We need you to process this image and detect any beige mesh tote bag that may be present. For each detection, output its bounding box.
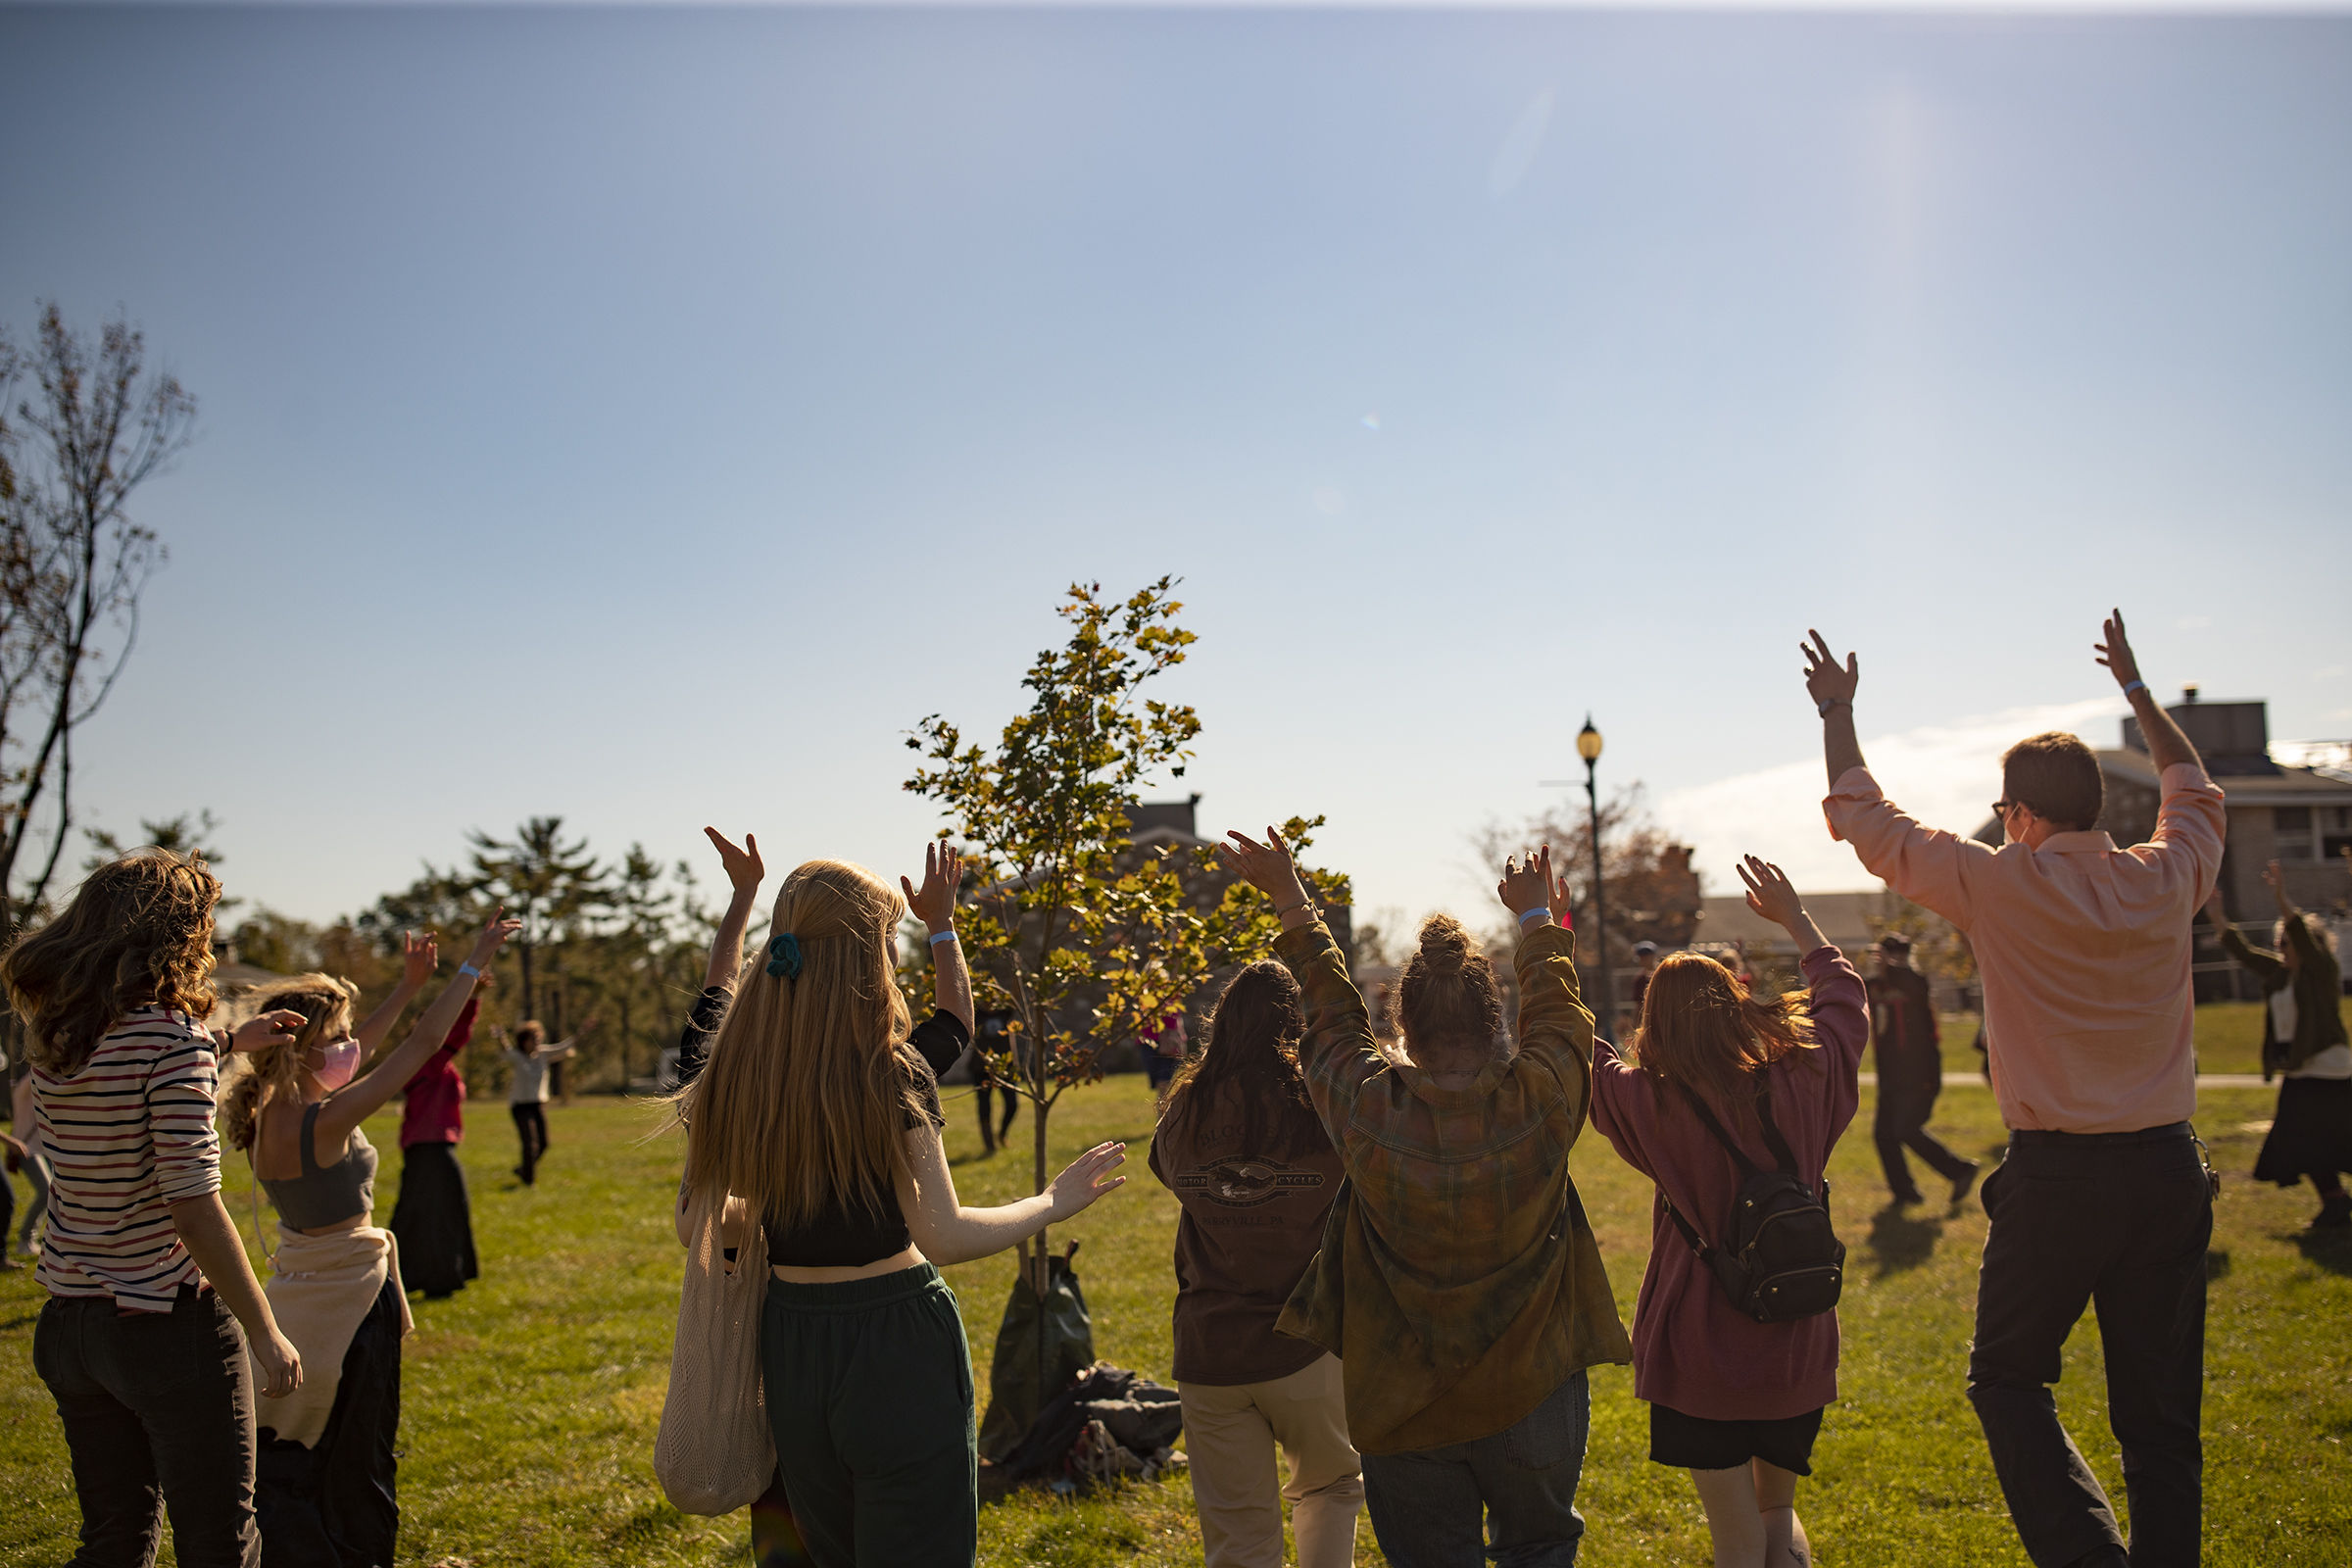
[654,1193,777,1514]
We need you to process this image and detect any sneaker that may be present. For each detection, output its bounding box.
[1890,1188,1926,1208]
[1951,1161,1983,1208]
[2313,1193,2352,1230]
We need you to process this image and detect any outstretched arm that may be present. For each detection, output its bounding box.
[2097,610,2201,774]
[702,828,765,992]
[1740,854,1833,956]
[318,914,521,1144]
[904,843,973,1034]
[1804,630,1866,787]
[2265,859,2297,921]
[900,1126,1125,1265]
[355,931,437,1056]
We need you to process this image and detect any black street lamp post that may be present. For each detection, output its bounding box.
[1577,714,1615,1039]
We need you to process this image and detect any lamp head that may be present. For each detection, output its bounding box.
[1576,715,1603,764]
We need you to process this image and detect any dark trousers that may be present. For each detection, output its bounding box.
[760,1263,976,1568]
[1876,1064,1973,1200]
[975,1083,1017,1150]
[511,1102,549,1185]
[33,1285,262,1568]
[1968,1125,2211,1568]
[1359,1370,1591,1568]
[256,1274,403,1568]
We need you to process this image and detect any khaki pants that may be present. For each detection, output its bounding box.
[1180,1353,1363,1568]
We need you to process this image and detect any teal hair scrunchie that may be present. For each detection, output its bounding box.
[766,932,804,980]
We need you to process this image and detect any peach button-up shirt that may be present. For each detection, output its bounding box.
[1822,761,2226,1135]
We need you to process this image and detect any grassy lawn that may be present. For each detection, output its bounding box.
[3,1007,2347,1565]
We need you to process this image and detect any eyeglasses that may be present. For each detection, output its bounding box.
[1990,801,2015,819]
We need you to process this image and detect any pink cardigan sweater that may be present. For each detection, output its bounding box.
[1590,947,1868,1421]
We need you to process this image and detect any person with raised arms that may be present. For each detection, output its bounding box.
[1591,856,1868,1568]
[1150,959,1360,1568]
[2206,858,2351,1228]
[221,913,518,1564]
[1220,830,1629,1568]
[1809,612,2223,1568]
[674,844,1127,1567]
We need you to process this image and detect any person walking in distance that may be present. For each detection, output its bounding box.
[5,850,310,1567]
[1221,830,1630,1568]
[971,1007,1020,1156]
[1592,858,1867,1568]
[1867,934,1979,1208]
[1151,961,1362,1568]
[2207,859,2351,1228]
[1809,612,2223,1568]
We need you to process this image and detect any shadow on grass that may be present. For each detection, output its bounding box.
[1865,1201,1944,1278]
[2290,1229,2352,1277]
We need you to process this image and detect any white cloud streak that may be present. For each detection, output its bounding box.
[1658,699,2119,897]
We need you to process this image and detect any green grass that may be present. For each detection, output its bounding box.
[5,1009,2349,1565]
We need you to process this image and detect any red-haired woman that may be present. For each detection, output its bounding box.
[1591,857,1869,1568]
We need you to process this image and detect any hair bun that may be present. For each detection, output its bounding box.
[1415,913,1473,975]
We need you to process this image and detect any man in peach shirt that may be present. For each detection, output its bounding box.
[1808,612,2223,1568]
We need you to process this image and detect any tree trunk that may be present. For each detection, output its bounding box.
[1030,1088,1051,1294]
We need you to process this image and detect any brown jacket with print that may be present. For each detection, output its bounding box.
[1273,917,1631,1455]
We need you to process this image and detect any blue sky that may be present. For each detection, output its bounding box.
[4,4,2348,931]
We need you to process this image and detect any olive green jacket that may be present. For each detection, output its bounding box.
[2219,922,2347,1078]
[1273,917,1632,1455]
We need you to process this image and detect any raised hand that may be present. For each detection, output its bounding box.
[902,842,963,932]
[2262,859,2283,890]
[2094,610,2142,693]
[1551,870,1577,928]
[401,930,438,990]
[466,909,522,969]
[1044,1140,1129,1220]
[230,1008,309,1055]
[704,827,764,899]
[1496,847,1555,918]
[1220,828,1308,910]
[1802,630,1859,710]
[1737,855,1806,932]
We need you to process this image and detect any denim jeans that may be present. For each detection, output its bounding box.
[1968,1125,2211,1568]
[1360,1370,1591,1568]
[33,1284,261,1567]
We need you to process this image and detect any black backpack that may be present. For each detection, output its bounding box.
[1660,1080,1845,1324]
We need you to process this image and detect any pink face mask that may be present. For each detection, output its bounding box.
[309,1038,363,1092]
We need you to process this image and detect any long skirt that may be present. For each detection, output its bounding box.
[388,1143,477,1298]
[2254,1076,2352,1186]
[257,1273,404,1567]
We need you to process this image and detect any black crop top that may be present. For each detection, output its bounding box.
[763,1009,971,1268]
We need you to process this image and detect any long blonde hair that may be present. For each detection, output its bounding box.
[678,859,925,1232]
[220,973,357,1152]
[2,849,220,1077]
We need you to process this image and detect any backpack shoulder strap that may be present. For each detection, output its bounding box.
[1751,1081,1801,1178]
[1672,1080,1762,1181]
[1659,1191,1712,1258]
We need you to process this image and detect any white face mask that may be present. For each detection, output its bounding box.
[309,1037,363,1092]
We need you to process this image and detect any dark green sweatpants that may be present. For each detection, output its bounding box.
[760,1262,978,1568]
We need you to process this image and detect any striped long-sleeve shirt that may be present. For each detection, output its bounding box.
[31,1006,223,1311]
